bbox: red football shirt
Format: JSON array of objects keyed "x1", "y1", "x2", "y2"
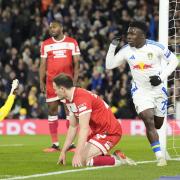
[
  {"x1": 64, "y1": 88, "x2": 122, "y2": 136},
  {"x1": 40, "y1": 36, "x2": 80, "y2": 80}
]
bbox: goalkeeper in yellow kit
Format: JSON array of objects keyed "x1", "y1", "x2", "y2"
[{"x1": 0, "y1": 79, "x2": 19, "y2": 121}]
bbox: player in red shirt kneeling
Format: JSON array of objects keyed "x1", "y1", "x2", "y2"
[{"x1": 53, "y1": 73, "x2": 136, "y2": 167}]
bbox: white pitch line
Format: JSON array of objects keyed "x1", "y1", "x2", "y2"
[
  {"x1": 0, "y1": 144, "x2": 23, "y2": 147},
  {"x1": 136, "y1": 160, "x2": 157, "y2": 164},
  {"x1": 2, "y1": 160, "x2": 156, "y2": 180}
]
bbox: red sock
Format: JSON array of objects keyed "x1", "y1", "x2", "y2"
[
  {"x1": 66, "y1": 120, "x2": 70, "y2": 129},
  {"x1": 48, "y1": 116, "x2": 58, "y2": 144},
  {"x1": 92, "y1": 155, "x2": 115, "y2": 166}
]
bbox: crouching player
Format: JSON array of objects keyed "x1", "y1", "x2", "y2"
[
  {"x1": 0, "y1": 79, "x2": 19, "y2": 121},
  {"x1": 53, "y1": 73, "x2": 136, "y2": 167}
]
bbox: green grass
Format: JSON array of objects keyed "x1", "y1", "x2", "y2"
[{"x1": 0, "y1": 135, "x2": 180, "y2": 180}]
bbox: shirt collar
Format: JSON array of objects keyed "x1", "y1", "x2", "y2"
[{"x1": 52, "y1": 35, "x2": 66, "y2": 43}]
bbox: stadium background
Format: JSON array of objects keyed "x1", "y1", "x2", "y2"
[
  {"x1": 1, "y1": 1, "x2": 180, "y2": 179},
  {"x1": 0, "y1": 0, "x2": 179, "y2": 120}
]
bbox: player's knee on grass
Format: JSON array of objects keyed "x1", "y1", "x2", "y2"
[{"x1": 84, "y1": 143, "x2": 103, "y2": 166}]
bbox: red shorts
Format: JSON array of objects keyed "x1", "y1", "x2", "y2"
[
  {"x1": 88, "y1": 133, "x2": 121, "y2": 155},
  {"x1": 46, "y1": 79, "x2": 59, "y2": 102},
  {"x1": 46, "y1": 73, "x2": 73, "y2": 102}
]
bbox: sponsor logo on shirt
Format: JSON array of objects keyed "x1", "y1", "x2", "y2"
[
  {"x1": 147, "y1": 52, "x2": 153, "y2": 60},
  {"x1": 53, "y1": 50, "x2": 67, "y2": 58},
  {"x1": 133, "y1": 62, "x2": 152, "y2": 70},
  {"x1": 129, "y1": 55, "x2": 135, "y2": 60}
]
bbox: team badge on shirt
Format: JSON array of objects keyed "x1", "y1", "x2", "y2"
[
  {"x1": 66, "y1": 103, "x2": 78, "y2": 113},
  {"x1": 147, "y1": 52, "x2": 153, "y2": 60}
]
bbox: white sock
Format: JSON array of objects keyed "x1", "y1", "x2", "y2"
[
  {"x1": 111, "y1": 155, "x2": 121, "y2": 166},
  {"x1": 155, "y1": 151, "x2": 163, "y2": 159},
  {"x1": 53, "y1": 142, "x2": 59, "y2": 146}
]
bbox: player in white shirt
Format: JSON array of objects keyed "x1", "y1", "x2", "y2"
[{"x1": 106, "y1": 21, "x2": 179, "y2": 166}]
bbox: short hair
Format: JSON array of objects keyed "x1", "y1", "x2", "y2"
[
  {"x1": 53, "y1": 73, "x2": 73, "y2": 88},
  {"x1": 129, "y1": 21, "x2": 147, "y2": 34},
  {"x1": 50, "y1": 20, "x2": 62, "y2": 27}
]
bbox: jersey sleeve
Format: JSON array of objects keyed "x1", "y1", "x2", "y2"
[
  {"x1": 106, "y1": 44, "x2": 126, "y2": 69},
  {"x1": 40, "y1": 41, "x2": 47, "y2": 58},
  {"x1": 156, "y1": 43, "x2": 179, "y2": 81},
  {"x1": 75, "y1": 95, "x2": 92, "y2": 116},
  {"x1": 72, "y1": 39, "x2": 80, "y2": 56},
  {"x1": 158, "y1": 45, "x2": 174, "y2": 62},
  {"x1": 0, "y1": 94, "x2": 15, "y2": 121}
]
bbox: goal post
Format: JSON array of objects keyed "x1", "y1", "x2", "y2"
[
  {"x1": 158, "y1": 0, "x2": 180, "y2": 160},
  {"x1": 158, "y1": 0, "x2": 169, "y2": 159}
]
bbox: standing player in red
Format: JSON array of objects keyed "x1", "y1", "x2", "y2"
[
  {"x1": 54, "y1": 73, "x2": 136, "y2": 167},
  {"x1": 39, "y1": 21, "x2": 80, "y2": 152}
]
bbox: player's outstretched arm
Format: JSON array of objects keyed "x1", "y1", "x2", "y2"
[
  {"x1": 0, "y1": 79, "x2": 19, "y2": 121},
  {"x1": 105, "y1": 37, "x2": 126, "y2": 69},
  {"x1": 72, "y1": 112, "x2": 90, "y2": 167},
  {"x1": 57, "y1": 114, "x2": 77, "y2": 165}
]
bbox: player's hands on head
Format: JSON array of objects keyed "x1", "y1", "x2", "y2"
[
  {"x1": 111, "y1": 36, "x2": 121, "y2": 46},
  {"x1": 149, "y1": 75, "x2": 162, "y2": 86},
  {"x1": 57, "y1": 151, "x2": 66, "y2": 165}
]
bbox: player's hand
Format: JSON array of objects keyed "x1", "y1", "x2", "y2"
[
  {"x1": 57, "y1": 151, "x2": 66, "y2": 165},
  {"x1": 72, "y1": 153, "x2": 83, "y2": 167},
  {"x1": 10, "y1": 79, "x2": 19, "y2": 95},
  {"x1": 40, "y1": 81, "x2": 45, "y2": 93},
  {"x1": 111, "y1": 36, "x2": 121, "y2": 46},
  {"x1": 149, "y1": 75, "x2": 162, "y2": 86}
]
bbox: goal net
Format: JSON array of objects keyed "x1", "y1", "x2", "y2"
[{"x1": 166, "y1": 0, "x2": 180, "y2": 160}]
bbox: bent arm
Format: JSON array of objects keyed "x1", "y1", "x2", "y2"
[
  {"x1": 0, "y1": 95, "x2": 16, "y2": 121},
  {"x1": 160, "y1": 52, "x2": 179, "y2": 81},
  {"x1": 106, "y1": 44, "x2": 126, "y2": 69}
]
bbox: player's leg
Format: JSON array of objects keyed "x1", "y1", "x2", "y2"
[
  {"x1": 154, "y1": 89, "x2": 167, "y2": 130},
  {"x1": 153, "y1": 116, "x2": 167, "y2": 166},
  {"x1": 83, "y1": 142, "x2": 118, "y2": 166},
  {"x1": 154, "y1": 116, "x2": 164, "y2": 129},
  {"x1": 43, "y1": 100, "x2": 60, "y2": 152},
  {"x1": 139, "y1": 109, "x2": 167, "y2": 166},
  {"x1": 139, "y1": 108, "x2": 158, "y2": 144},
  {"x1": 83, "y1": 134, "x2": 136, "y2": 166},
  {"x1": 133, "y1": 89, "x2": 166, "y2": 166},
  {"x1": 152, "y1": 92, "x2": 167, "y2": 166},
  {"x1": 133, "y1": 90, "x2": 159, "y2": 144},
  {"x1": 44, "y1": 79, "x2": 60, "y2": 152}
]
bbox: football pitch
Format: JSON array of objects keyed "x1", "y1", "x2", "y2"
[{"x1": 0, "y1": 135, "x2": 180, "y2": 180}]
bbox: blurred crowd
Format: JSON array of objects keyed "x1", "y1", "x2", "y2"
[{"x1": 0, "y1": 0, "x2": 179, "y2": 119}]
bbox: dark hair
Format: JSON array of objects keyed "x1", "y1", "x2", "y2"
[
  {"x1": 53, "y1": 73, "x2": 73, "y2": 88},
  {"x1": 129, "y1": 21, "x2": 147, "y2": 34}
]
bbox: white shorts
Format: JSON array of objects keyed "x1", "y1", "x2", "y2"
[{"x1": 131, "y1": 84, "x2": 168, "y2": 117}]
